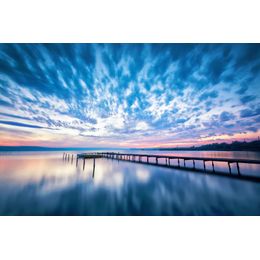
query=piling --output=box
[212,161,215,173]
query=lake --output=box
[0,150,260,215]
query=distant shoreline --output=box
[152,140,260,152]
[0,140,260,152]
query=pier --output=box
[63,152,260,182]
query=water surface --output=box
[0,150,260,215]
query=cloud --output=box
[0,44,260,147]
[219,111,235,122]
[0,120,45,129]
[135,121,149,131]
[240,95,256,104]
[199,90,218,100]
[240,108,260,118]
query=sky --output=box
[0,44,259,148]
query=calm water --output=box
[0,150,260,215]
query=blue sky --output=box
[0,44,259,147]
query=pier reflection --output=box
[0,151,260,215]
[64,155,96,179]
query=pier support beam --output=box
[228,162,231,174]
[237,162,240,175]
[212,161,215,173]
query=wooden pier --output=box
[63,152,260,182]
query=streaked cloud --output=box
[0,44,259,147]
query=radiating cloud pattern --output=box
[0,44,259,147]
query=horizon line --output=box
[0,139,259,151]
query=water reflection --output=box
[0,151,260,215]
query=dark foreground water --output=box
[0,150,260,215]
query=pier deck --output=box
[63,152,260,182]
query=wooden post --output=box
[228,162,231,174]
[193,160,195,169]
[212,161,215,173]
[203,161,206,171]
[76,157,78,167]
[156,157,158,164]
[71,154,73,164]
[178,159,180,168]
[236,162,240,175]
[147,156,149,163]
[184,159,186,167]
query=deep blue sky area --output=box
[0,44,259,147]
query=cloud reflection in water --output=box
[0,152,260,215]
